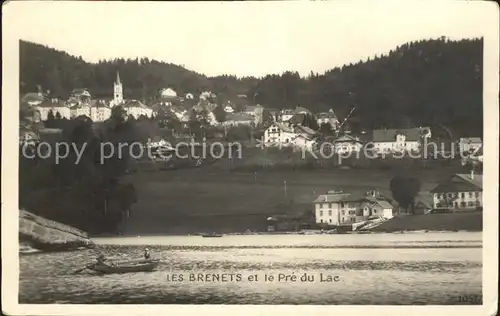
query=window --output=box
[460,202,466,208]
[328,210,332,216]
[469,192,473,198]
[341,210,345,215]
[460,193,465,199]
[467,201,474,207]
[319,211,323,216]
[475,192,479,197]
[329,219,332,223]
[320,219,323,223]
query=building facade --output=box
[313,190,393,226]
[316,109,339,130]
[459,137,482,154]
[371,127,431,153]
[122,100,153,119]
[263,122,297,146]
[430,172,483,210]
[70,104,91,118]
[35,99,71,120]
[90,101,112,122]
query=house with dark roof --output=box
[313,189,393,226]
[21,92,46,106]
[220,113,254,126]
[413,195,434,215]
[292,126,317,149]
[35,98,71,120]
[278,109,295,122]
[371,127,431,153]
[430,171,483,211]
[316,109,339,130]
[294,106,312,115]
[459,137,482,154]
[332,134,364,155]
[69,88,92,105]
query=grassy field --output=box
[119,165,460,235]
[370,211,483,232]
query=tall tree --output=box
[389,176,422,214]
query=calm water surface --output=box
[19,232,482,304]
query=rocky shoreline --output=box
[19,209,95,253]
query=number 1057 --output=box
[458,295,482,304]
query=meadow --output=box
[119,165,459,235]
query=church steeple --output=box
[115,71,121,85]
[112,70,123,106]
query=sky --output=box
[5,1,490,78]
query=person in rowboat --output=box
[96,254,107,264]
[95,254,115,266]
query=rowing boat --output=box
[201,233,223,237]
[86,259,160,274]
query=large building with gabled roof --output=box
[430,172,483,210]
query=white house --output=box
[35,99,71,120]
[199,91,216,100]
[459,137,482,154]
[89,100,112,122]
[160,88,177,99]
[70,104,91,118]
[430,172,483,210]
[371,127,431,153]
[313,189,393,226]
[122,100,153,119]
[263,122,297,146]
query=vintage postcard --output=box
[2,1,499,315]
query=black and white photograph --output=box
[2,1,498,315]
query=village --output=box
[19,69,484,235]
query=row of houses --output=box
[262,121,483,156]
[311,170,483,227]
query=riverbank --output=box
[369,211,482,233]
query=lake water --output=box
[19,232,482,304]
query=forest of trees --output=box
[20,36,483,137]
[19,108,142,234]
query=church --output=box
[110,71,153,119]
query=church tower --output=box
[113,71,123,106]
